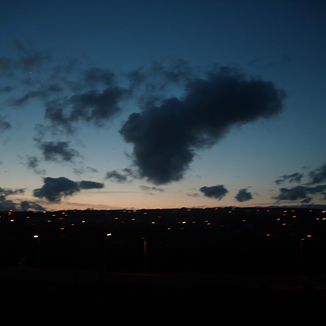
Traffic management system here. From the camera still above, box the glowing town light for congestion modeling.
[33,235,39,238]
[106,233,112,237]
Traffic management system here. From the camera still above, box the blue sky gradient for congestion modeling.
[0,0,325,210]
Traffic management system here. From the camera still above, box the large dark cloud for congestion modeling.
[274,185,326,204]
[275,172,303,185]
[200,185,228,200]
[235,188,253,202]
[33,177,104,202]
[120,67,286,184]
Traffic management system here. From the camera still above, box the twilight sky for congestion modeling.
[1,0,326,211]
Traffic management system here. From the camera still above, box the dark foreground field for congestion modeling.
[1,268,325,314]
[1,208,325,319]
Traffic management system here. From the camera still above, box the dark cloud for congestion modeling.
[3,41,127,133]
[0,187,41,211]
[20,201,46,211]
[33,177,104,202]
[0,187,25,196]
[120,67,286,184]
[275,172,304,185]
[200,185,228,200]
[41,73,128,132]
[274,185,326,204]
[68,86,126,127]
[105,170,129,183]
[308,163,326,185]
[44,101,75,133]
[79,180,104,189]
[73,166,99,175]
[0,198,18,211]
[36,140,79,162]
[235,188,253,202]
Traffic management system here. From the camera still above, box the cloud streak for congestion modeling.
[275,172,303,185]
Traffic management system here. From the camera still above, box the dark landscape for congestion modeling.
[1,207,325,311]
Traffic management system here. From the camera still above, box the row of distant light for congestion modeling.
[4,214,326,224]
[33,233,112,239]
[32,232,314,240]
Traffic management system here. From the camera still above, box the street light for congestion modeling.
[33,234,40,268]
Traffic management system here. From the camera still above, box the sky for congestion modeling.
[0,0,326,211]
